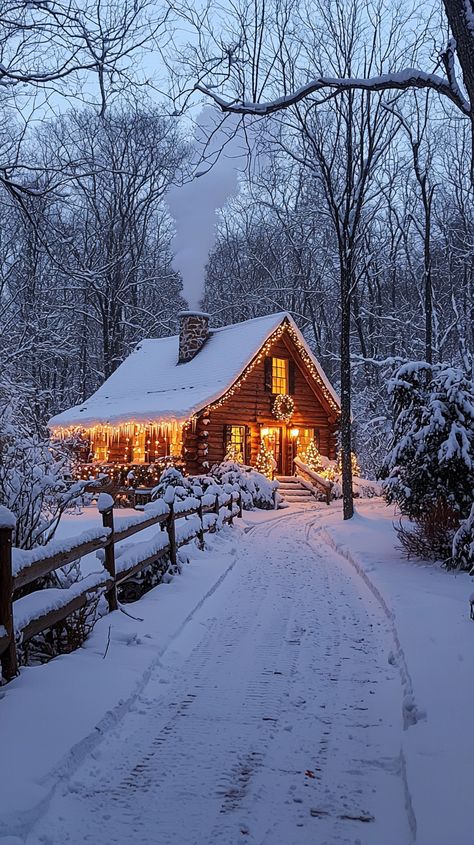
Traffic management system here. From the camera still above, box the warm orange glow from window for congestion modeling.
[297,428,316,454]
[132,428,146,463]
[272,357,288,394]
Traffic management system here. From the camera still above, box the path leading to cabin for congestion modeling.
[27,509,411,845]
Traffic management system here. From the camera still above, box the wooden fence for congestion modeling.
[0,490,242,682]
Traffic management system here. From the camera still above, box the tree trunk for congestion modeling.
[340,264,354,520]
[444,0,474,179]
[444,1,474,106]
[424,210,433,364]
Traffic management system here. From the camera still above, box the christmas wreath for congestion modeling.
[272,393,294,422]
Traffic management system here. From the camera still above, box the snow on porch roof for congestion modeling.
[49,312,340,430]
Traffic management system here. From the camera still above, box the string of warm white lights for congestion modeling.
[53,421,184,464]
[53,420,183,442]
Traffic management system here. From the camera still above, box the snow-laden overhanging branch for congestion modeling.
[196,68,471,117]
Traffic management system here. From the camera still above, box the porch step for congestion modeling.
[275,475,316,505]
[275,476,300,483]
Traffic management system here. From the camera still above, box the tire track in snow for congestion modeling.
[243,509,412,845]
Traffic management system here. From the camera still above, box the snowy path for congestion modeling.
[28,510,412,845]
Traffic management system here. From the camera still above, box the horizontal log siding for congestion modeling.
[186,333,338,473]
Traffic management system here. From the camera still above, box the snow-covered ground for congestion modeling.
[321,500,474,845]
[0,501,472,845]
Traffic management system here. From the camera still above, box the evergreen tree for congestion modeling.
[225,442,243,463]
[382,361,474,521]
[381,360,474,565]
[302,439,322,472]
[337,450,360,478]
[255,441,275,479]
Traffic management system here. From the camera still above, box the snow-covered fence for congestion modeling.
[0,489,243,682]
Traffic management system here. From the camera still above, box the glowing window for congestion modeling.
[227,425,246,462]
[132,429,146,464]
[272,357,289,394]
[297,428,315,455]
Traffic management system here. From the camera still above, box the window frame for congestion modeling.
[271,356,289,395]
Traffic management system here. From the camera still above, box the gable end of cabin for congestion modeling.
[184,322,338,476]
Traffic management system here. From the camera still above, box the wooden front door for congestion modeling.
[262,426,283,475]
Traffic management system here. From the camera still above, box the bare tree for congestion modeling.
[0,0,172,202]
[384,95,439,363]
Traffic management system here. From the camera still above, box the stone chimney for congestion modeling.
[178,311,210,363]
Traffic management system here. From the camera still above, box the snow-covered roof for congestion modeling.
[49,312,340,429]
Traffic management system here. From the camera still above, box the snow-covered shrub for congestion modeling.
[450,504,474,572]
[209,461,252,508]
[381,361,474,563]
[250,469,280,509]
[0,387,86,550]
[352,477,383,498]
[151,466,195,504]
[210,461,278,510]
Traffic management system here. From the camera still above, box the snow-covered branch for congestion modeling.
[197,68,471,117]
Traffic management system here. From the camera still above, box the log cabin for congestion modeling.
[49,312,340,485]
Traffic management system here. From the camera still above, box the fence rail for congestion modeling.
[0,489,243,682]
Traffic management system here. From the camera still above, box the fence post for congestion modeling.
[237,490,243,519]
[228,493,234,525]
[213,492,220,532]
[167,502,177,567]
[0,526,18,681]
[197,499,205,549]
[101,506,118,612]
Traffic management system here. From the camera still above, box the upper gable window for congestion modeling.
[272,357,289,394]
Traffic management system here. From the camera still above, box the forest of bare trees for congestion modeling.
[1,107,188,420]
[1,0,473,499]
[0,0,188,425]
